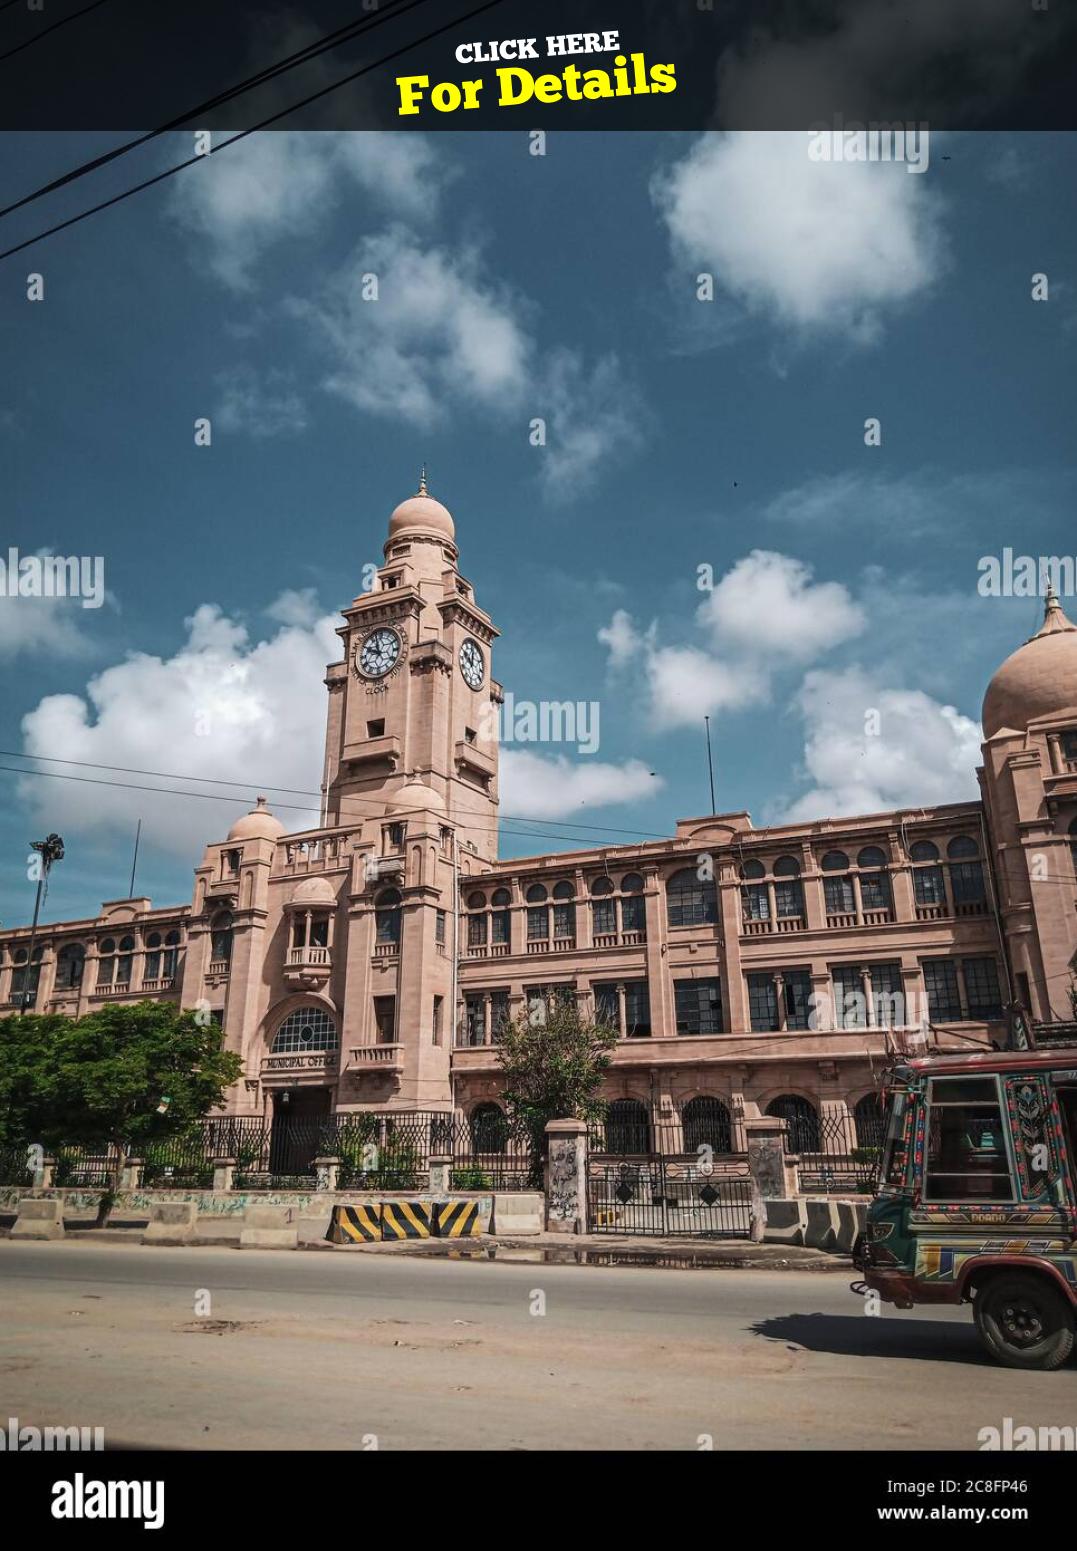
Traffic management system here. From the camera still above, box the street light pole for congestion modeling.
[20,833,65,1015]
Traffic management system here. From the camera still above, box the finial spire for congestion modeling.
[417,462,428,497]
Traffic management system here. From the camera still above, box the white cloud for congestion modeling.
[780,667,983,821]
[296,228,531,425]
[501,749,661,819]
[216,365,307,438]
[698,549,865,661]
[168,131,444,289]
[18,602,341,855]
[599,551,861,731]
[539,350,646,499]
[0,595,93,661]
[653,132,945,341]
[265,588,322,627]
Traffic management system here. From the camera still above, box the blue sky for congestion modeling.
[1,128,1074,928]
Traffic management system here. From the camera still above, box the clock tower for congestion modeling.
[321,475,501,865]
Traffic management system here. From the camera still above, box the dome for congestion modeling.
[290,875,337,906]
[227,796,285,843]
[387,470,455,543]
[982,588,1077,739]
[391,774,444,813]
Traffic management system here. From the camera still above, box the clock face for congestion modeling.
[460,638,484,690]
[357,627,401,679]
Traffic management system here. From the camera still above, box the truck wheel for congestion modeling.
[974,1274,1075,1371]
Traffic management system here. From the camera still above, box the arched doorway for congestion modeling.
[765,1094,820,1153]
[681,1096,732,1155]
[605,1098,651,1154]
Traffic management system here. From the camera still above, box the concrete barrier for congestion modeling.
[836,1199,868,1252]
[762,1198,807,1246]
[491,1192,543,1236]
[11,1197,64,1240]
[803,1197,842,1252]
[142,1200,198,1245]
[239,1203,297,1250]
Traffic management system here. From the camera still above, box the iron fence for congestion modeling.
[784,1110,884,1195]
[0,1143,33,1187]
[588,1158,753,1237]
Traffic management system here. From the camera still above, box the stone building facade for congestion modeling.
[3,483,1076,1154]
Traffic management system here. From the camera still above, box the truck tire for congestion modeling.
[974,1273,1075,1371]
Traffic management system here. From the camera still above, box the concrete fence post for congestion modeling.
[544,1118,588,1235]
[428,1153,452,1195]
[212,1156,236,1193]
[313,1156,340,1193]
[120,1157,144,1191]
[745,1116,800,1199]
[38,1156,56,1189]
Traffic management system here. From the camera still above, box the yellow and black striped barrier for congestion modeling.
[326,1203,382,1243]
[434,1200,482,1239]
[380,1201,433,1239]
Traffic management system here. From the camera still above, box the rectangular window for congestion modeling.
[869,961,904,1027]
[435,910,446,945]
[620,895,646,933]
[741,884,770,922]
[465,727,477,745]
[373,996,396,1043]
[963,957,1003,1021]
[922,959,963,1022]
[592,898,616,935]
[924,1075,1014,1202]
[832,962,903,1028]
[831,964,866,1029]
[674,978,723,1035]
[593,982,619,1029]
[859,872,890,912]
[367,719,385,738]
[467,913,487,948]
[913,865,946,907]
[526,906,548,941]
[490,990,510,1037]
[386,822,405,849]
[782,969,813,1031]
[774,880,804,919]
[432,995,443,1046]
[623,980,651,1037]
[823,875,855,915]
[747,973,779,1032]
[464,994,486,1046]
[553,903,575,940]
[491,909,510,945]
[950,860,986,907]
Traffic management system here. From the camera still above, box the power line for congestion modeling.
[0,0,114,64]
[0,0,428,217]
[0,750,669,842]
[0,763,665,855]
[0,0,508,261]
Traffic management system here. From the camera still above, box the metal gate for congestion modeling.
[588,1156,752,1237]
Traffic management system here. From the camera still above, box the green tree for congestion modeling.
[0,1013,67,1146]
[496,999,619,1183]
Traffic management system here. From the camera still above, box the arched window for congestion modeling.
[820,850,849,871]
[765,1095,820,1153]
[96,937,116,987]
[271,1006,339,1053]
[772,855,804,919]
[163,930,181,979]
[741,859,765,879]
[490,888,511,947]
[552,881,575,941]
[117,935,135,985]
[822,850,855,916]
[619,873,646,933]
[374,888,401,945]
[946,835,985,909]
[910,840,946,908]
[55,942,85,990]
[467,890,487,949]
[666,867,718,928]
[604,1098,651,1155]
[11,944,43,1002]
[525,883,548,942]
[591,875,616,936]
[470,1102,509,1154]
[853,1093,885,1149]
[144,932,163,980]
[210,911,233,966]
[856,847,890,913]
[682,1095,732,1155]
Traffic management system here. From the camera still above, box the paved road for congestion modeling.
[0,1240,1073,1450]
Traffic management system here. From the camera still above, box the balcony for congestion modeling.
[373,941,399,960]
[284,946,331,989]
[527,938,577,955]
[346,1043,405,1073]
[861,908,892,926]
[593,931,647,949]
[140,977,176,993]
[341,733,403,772]
[454,739,496,783]
[825,912,858,929]
[207,959,230,978]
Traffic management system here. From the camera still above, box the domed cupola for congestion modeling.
[982,586,1077,739]
[387,467,455,545]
